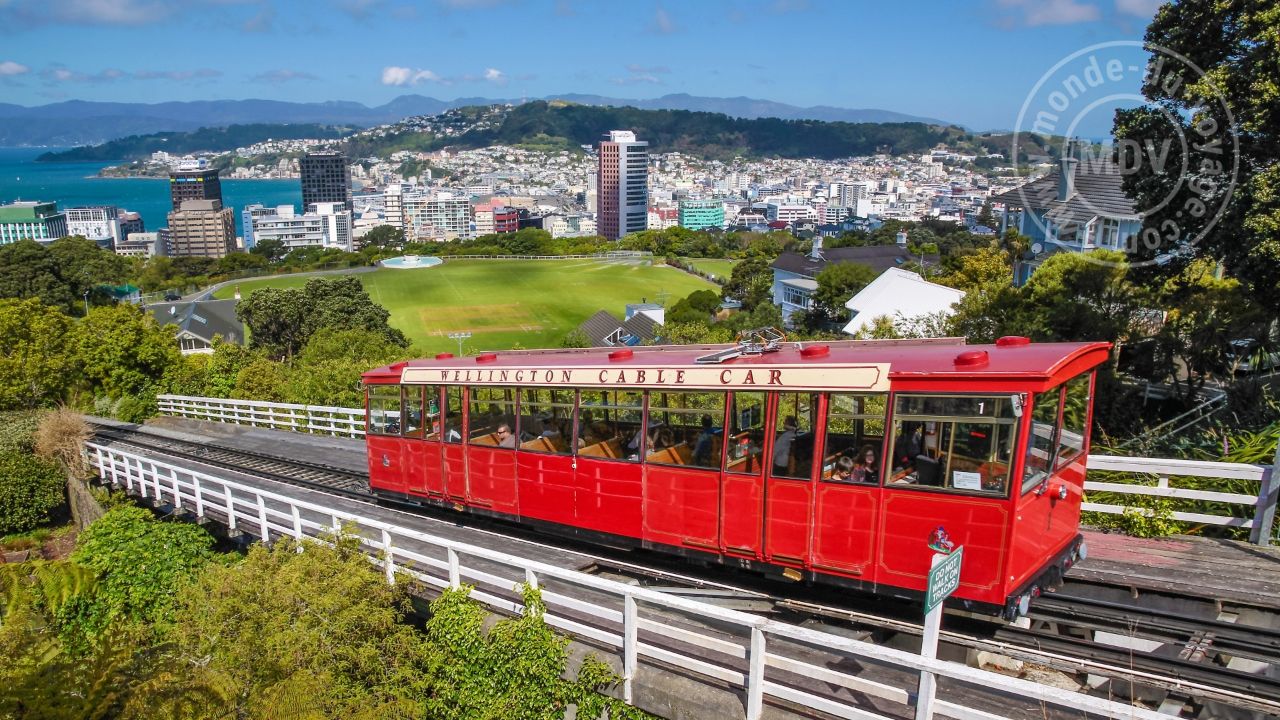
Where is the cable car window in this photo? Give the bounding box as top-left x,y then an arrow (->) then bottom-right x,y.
1022,389 -> 1061,493
725,392 -> 766,475
519,388 -> 575,455
578,389 -> 643,463
890,394 -> 1018,497
402,386 -> 426,439
822,393 -> 887,484
421,387 -> 441,441
647,390 -> 726,469
468,387 -> 518,448
367,385 -> 401,436
1055,373 -> 1091,470
442,386 -> 464,443
772,392 -> 819,480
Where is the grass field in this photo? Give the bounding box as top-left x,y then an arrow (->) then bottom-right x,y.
681,257 -> 738,280
213,258 -> 715,353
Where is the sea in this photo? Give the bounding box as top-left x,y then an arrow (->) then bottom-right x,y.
0,147 -> 302,237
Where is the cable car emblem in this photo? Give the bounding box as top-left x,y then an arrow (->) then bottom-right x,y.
927,526 -> 956,554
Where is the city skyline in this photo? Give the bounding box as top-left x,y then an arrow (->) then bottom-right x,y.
1,0 -> 1163,135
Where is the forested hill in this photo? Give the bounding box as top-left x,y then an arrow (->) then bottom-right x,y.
36,123 -> 356,162
351,101 -> 965,160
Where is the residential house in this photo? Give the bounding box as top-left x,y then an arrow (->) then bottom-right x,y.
148,299 -> 244,355
993,143 -> 1141,285
842,268 -> 965,336
575,309 -> 662,347
770,243 -> 937,325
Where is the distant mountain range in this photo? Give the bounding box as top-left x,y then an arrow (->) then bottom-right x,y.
0,94 -> 954,147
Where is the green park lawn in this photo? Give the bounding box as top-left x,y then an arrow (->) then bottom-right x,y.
681,257 -> 738,280
212,258 -> 715,354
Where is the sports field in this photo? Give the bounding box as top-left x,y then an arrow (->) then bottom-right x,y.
681,257 -> 738,280
212,258 -> 716,353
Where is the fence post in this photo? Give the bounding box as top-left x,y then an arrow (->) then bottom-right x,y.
193,476 -> 205,520
256,494 -> 270,543
1250,446 -> 1280,546
224,483 -> 237,532
447,548 -> 461,589
746,626 -> 766,720
382,528 -> 396,584
623,594 -> 638,704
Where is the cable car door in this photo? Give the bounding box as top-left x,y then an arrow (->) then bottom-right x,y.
440,386 -> 468,502
809,393 -> 887,582
763,392 -> 820,568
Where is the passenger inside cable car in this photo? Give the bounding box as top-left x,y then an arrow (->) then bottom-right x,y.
889,395 -> 1016,494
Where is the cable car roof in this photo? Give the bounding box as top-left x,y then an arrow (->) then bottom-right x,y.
365,337 -> 1111,391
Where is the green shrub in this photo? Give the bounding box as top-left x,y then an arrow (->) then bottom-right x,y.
0,450 -> 65,535
0,410 -> 41,453
114,394 -> 155,424
68,505 -> 215,638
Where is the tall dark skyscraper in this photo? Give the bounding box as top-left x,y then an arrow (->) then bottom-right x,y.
597,130 -> 648,241
168,167 -> 222,211
300,151 -> 352,213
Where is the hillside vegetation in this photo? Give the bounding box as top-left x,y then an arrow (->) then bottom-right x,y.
36,123 -> 356,163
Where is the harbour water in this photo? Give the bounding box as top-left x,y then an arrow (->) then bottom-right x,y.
0,147 -> 302,237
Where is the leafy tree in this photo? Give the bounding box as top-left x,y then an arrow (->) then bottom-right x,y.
164,534 -> 438,719
298,327 -> 405,368
936,246 -> 1013,293
1021,250 -> 1141,345
721,255 -> 773,311
237,276 -> 407,359
360,224 -> 405,250
213,251 -> 268,276
0,299 -> 79,409
74,304 -> 181,401
975,200 -> 997,230
0,451 -> 65,535
248,237 -> 287,263
1112,0 -> 1279,311
47,236 -> 132,304
0,240 -> 75,313
812,262 -> 878,324
201,341 -> 259,398
232,358 -> 289,402
667,289 -> 722,324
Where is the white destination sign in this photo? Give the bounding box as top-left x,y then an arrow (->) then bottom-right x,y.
401,363 -> 890,392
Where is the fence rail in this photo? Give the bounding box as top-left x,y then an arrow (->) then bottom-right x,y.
155,395 -> 1279,544
156,394 -> 365,438
86,442 -> 1172,720
1083,455 -> 1277,544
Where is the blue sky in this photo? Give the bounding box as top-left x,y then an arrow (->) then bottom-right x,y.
0,0 -> 1165,133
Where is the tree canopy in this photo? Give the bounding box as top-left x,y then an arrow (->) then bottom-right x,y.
237,276 -> 408,359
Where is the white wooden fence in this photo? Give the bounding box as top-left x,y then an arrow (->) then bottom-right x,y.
1083,455 -> 1277,545
157,395 -> 365,438
153,395 -> 1278,544
86,442 -> 1173,720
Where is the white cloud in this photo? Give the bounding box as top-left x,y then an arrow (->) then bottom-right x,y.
381,66 -> 445,86
1114,0 -> 1161,17
41,65 -> 221,83
612,74 -> 661,86
0,0 -> 182,26
995,0 -> 1100,27
0,60 -> 30,76
626,63 -> 670,75
483,67 -> 506,84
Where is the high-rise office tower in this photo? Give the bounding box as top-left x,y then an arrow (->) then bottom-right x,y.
168,199 -> 236,258
301,151 -> 353,213
169,167 -> 222,211
597,130 -> 648,241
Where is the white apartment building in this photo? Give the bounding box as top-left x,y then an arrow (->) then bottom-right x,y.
65,206 -> 122,245
243,203 -> 353,251
402,193 -> 472,241
766,202 -> 817,224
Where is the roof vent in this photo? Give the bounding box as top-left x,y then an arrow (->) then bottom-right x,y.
996,336 -> 1031,348
799,344 -> 830,359
475,352 -> 498,364
435,352 -> 454,360
608,349 -> 634,361
954,350 -> 989,368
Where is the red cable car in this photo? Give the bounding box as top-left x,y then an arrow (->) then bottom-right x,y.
362,337 -> 1109,618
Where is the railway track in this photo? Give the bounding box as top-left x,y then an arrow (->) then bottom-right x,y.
90,422 -> 1280,718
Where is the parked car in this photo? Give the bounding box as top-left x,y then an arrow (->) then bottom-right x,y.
1223,339 -> 1280,374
